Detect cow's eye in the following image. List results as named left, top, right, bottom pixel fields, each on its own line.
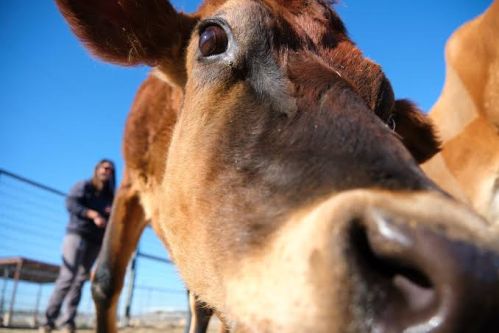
left=199, top=25, right=228, bottom=57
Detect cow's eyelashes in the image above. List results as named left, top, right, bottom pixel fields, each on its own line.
left=199, top=24, right=228, bottom=57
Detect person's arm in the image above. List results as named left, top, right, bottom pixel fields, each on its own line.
left=65, top=181, right=98, bottom=219
left=66, top=181, right=107, bottom=227
left=65, top=181, right=89, bottom=217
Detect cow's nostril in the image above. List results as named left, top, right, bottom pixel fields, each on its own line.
left=348, top=221, right=439, bottom=332
left=347, top=212, right=499, bottom=333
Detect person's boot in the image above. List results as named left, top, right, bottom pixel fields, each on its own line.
left=38, top=324, right=53, bottom=333
left=61, top=324, right=76, bottom=333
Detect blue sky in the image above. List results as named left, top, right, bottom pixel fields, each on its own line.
left=0, top=0, right=492, bottom=318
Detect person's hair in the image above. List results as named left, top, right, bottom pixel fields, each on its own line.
left=92, top=159, right=116, bottom=195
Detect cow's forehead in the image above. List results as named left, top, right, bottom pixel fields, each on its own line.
left=197, top=0, right=343, bottom=33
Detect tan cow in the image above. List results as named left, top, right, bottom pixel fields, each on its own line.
left=55, top=1, right=499, bottom=332
left=422, top=0, right=499, bottom=225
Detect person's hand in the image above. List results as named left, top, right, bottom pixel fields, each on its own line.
left=86, top=209, right=100, bottom=219
left=86, top=209, right=106, bottom=228
left=93, top=216, right=107, bottom=228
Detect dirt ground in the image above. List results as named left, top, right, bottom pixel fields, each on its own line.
left=0, top=317, right=226, bottom=333
left=0, top=326, right=222, bottom=333
left=0, top=329, right=185, bottom=333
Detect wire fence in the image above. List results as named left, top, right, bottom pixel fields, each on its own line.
left=0, top=169, right=189, bottom=329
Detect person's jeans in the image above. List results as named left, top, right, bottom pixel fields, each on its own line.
left=43, top=233, right=101, bottom=328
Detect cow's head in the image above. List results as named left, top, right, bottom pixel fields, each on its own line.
left=56, top=0, right=499, bottom=332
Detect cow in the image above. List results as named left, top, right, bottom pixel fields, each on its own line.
left=422, top=0, right=499, bottom=225
left=55, top=0, right=499, bottom=332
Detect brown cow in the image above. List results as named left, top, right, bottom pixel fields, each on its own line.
left=422, top=0, right=499, bottom=225
left=55, top=1, right=499, bottom=332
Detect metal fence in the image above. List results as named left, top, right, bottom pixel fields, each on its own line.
left=0, top=169, right=188, bottom=328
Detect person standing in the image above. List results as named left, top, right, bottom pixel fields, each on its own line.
left=40, top=159, right=116, bottom=333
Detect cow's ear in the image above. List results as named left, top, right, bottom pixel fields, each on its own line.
left=392, top=99, right=441, bottom=164
left=55, top=0, right=197, bottom=83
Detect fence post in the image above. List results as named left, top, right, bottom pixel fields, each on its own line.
left=0, top=268, right=9, bottom=326
left=122, top=249, right=138, bottom=327
left=5, top=260, right=23, bottom=327
left=32, top=283, right=43, bottom=327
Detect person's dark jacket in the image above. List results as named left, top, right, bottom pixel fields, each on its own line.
left=65, top=179, right=114, bottom=244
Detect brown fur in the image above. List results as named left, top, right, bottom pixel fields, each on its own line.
left=392, top=99, right=441, bottom=163
left=55, top=1, right=499, bottom=332
left=422, top=1, right=499, bottom=224
left=55, top=0, right=198, bottom=85
left=263, top=0, right=440, bottom=162
left=123, top=75, right=181, bottom=186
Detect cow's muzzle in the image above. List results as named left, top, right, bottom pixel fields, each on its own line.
left=349, top=200, right=499, bottom=332
left=224, top=190, right=499, bottom=333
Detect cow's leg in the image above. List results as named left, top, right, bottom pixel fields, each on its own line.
left=91, top=179, right=147, bottom=333
left=185, top=290, right=215, bottom=333
left=188, top=294, right=231, bottom=333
